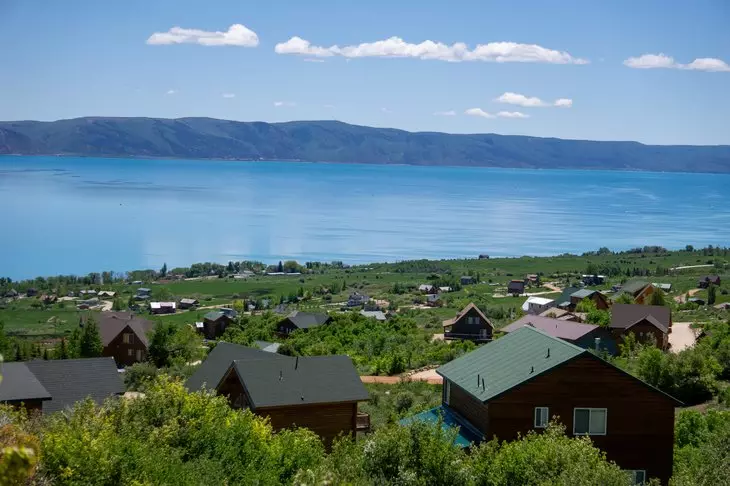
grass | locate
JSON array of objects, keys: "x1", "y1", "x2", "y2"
[{"x1": 360, "y1": 381, "x2": 442, "y2": 429}]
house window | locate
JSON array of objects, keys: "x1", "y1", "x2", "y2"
[
  {"x1": 136, "y1": 350, "x2": 142, "y2": 361},
  {"x1": 444, "y1": 381, "x2": 451, "y2": 405},
  {"x1": 122, "y1": 333, "x2": 133, "y2": 344},
  {"x1": 127, "y1": 348, "x2": 133, "y2": 357},
  {"x1": 534, "y1": 407, "x2": 549, "y2": 428},
  {"x1": 468, "y1": 316, "x2": 478, "y2": 325},
  {"x1": 573, "y1": 408, "x2": 607, "y2": 435},
  {"x1": 630, "y1": 470, "x2": 646, "y2": 485}
]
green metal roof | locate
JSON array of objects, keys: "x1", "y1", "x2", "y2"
[
  {"x1": 619, "y1": 280, "x2": 650, "y2": 296},
  {"x1": 437, "y1": 326, "x2": 586, "y2": 403},
  {"x1": 556, "y1": 286, "x2": 579, "y2": 305},
  {"x1": 570, "y1": 289, "x2": 596, "y2": 299}
]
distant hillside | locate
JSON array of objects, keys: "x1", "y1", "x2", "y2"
[{"x1": 1, "y1": 117, "x2": 729, "y2": 173}]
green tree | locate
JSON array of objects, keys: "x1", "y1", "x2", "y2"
[
  {"x1": 708, "y1": 284, "x2": 717, "y2": 306},
  {"x1": 0, "y1": 321, "x2": 12, "y2": 358},
  {"x1": 57, "y1": 338, "x2": 69, "y2": 360},
  {"x1": 78, "y1": 316, "x2": 103, "y2": 358},
  {"x1": 112, "y1": 298, "x2": 126, "y2": 311},
  {"x1": 160, "y1": 262, "x2": 168, "y2": 277},
  {"x1": 147, "y1": 322, "x2": 201, "y2": 368},
  {"x1": 649, "y1": 288, "x2": 667, "y2": 306}
]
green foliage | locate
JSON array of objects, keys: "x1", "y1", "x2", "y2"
[
  {"x1": 649, "y1": 288, "x2": 667, "y2": 306},
  {"x1": 124, "y1": 362, "x2": 160, "y2": 391},
  {"x1": 147, "y1": 322, "x2": 202, "y2": 368},
  {"x1": 672, "y1": 410, "x2": 730, "y2": 486},
  {"x1": 70, "y1": 316, "x2": 103, "y2": 358},
  {"x1": 707, "y1": 284, "x2": 717, "y2": 306},
  {"x1": 576, "y1": 299, "x2": 610, "y2": 327},
  {"x1": 361, "y1": 382, "x2": 442, "y2": 429}
]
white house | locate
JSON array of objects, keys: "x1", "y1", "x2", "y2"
[{"x1": 521, "y1": 296, "x2": 555, "y2": 315}]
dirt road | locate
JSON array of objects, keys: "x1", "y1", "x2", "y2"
[
  {"x1": 674, "y1": 288, "x2": 701, "y2": 304},
  {"x1": 669, "y1": 322, "x2": 696, "y2": 353}
]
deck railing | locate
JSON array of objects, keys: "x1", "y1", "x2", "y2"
[
  {"x1": 444, "y1": 332, "x2": 492, "y2": 342},
  {"x1": 356, "y1": 412, "x2": 371, "y2": 432}
]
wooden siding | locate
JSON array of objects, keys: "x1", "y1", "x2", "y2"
[
  {"x1": 478, "y1": 355, "x2": 675, "y2": 484},
  {"x1": 614, "y1": 322, "x2": 668, "y2": 350},
  {"x1": 447, "y1": 380, "x2": 490, "y2": 433},
  {"x1": 102, "y1": 325, "x2": 147, "y2": 367},
  {"x1": 446, "y1": 308, "x2": 493, "y2": 341},
  {"x1": 203, "y1": 317, "x2": 232, "y2": 339},
  {"x1": 634, "y1": 285, "x2": 655, "y2": 305},
  {"x1": 258, "y1": 402, "x2": 358, "y2": 447},
  {"x1": 5, "y1": 399, "x2": 44, "y2": 414}
]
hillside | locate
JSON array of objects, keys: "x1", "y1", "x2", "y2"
[{"x1": 1, "y1": 117, "x2": 729, "y2": 172}]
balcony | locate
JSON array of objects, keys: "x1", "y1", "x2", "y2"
[
  {"x1": 356, "y1": 412, "x2": 371, "y2": 432},
  {"x1": 444, "y1": 332, "x2": 492, "y2": 343}
]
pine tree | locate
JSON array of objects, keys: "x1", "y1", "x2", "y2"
[
  {"x1": 160, "y1": 262, "x2": 168, "y2": 277},
  {"x1": 58, "y1": 338, "x2": 69, "y2": 359},
  {"x1": 708, "y1": 284, "x2": 717, "y2": 306},
  {"x1": 42, "y1": 348, "x2": 49, "y2": 360},
  {"x1": 79, "y1": 316, "x2": 103, "y2": 358}
]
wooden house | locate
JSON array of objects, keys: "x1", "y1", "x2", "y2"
[
  {"x1": 150, "y1": 301, "x2": 176, "y2": 314},
  {"x1": 407, "y1": 326, "x2": 680, "y2": 484},
  {"x1": 610, "y1": 304, "x2": 671, "y2": 350},
  {"x1": 347, "y1": 292, "x2": 370, "y2": 308},
  {"x1": 612, "y1": 281, "x2": 655, "y2": 305},
  {"x1": 201, "y1": 311, "x2": 235, "y2": 339},
  {"x1": 570, "y1": 289, "x2": 610, "y2": 310},
  {"x1": 187, "y1": 343, "x2": 369, "y2": 446},
  {"x1": 507, "y1": 280, "x2": 525, "y2": 296},
  {"x1": 0, "y1": 358, "x2": 124, "y2": 414},
  {"x1": 442, "y1": 303, "x2": 493, "y2": 342},
  {"x1": 460, "y1": 276, "x2": 475, "y2": 285},
  {"x1": 277, "y1": 311, "x2": 331, "y2": 336},
  {"x1": 697, "y1": 275, "x2": 721, "y2": 289},
  {"x1": 98, "y1": 311, "x2": 155, "y2": 366},
  {"x1": 179, "y1": 298, "x2": 199, "y2": 309}
]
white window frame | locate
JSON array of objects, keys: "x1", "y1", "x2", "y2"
[
  {"x1": 122, "y1": 333, "x2": 133, "y2": 344},
  {"x1": 127, "y1": 348, "x2": 133, "y2": 357},
  {"x1": 534, "y1": 407, "x2": 549, "y2": 428},
  {"x1": 573, "y1": 408, "x2": 607, "y2": 436},
  {"x1": 630, "y1": 470, "x2": 646, "y2": 485}
]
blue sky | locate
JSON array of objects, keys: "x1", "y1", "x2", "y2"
[{"x1": 0, "y1": 0, "x2": 728, "y2": 145}]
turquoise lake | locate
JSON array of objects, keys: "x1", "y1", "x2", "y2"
[{"x1": 1, "y1": 156, "x2": 729, "y2": 280}]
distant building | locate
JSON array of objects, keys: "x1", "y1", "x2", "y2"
[
  {"x1": 179, "y1": 298, "x2": 199, "y2": 309},
  {"x1": 442, "y1": 303, "x2": 493, "y2": 342},
  {"x1": 347, "y1": 292, "x2": 370, "y2": 308},
  {"x1": 97, "y1": 290, "x2": 116, "y2": 298},
  {"x1": 611, "y1": 304, "x2": 671, "y2": 350},
  {"x1": 418, "y1": 284, "x2": 438, "y2": 294},
  {"x1": 502, "y1": 315, "x2": 616, "y2": 354},
  {"x1": 581, "y1": 275, "x2": 605, "y2": 286},
  {"x1": 201, "y1": 311, "x2": 235, "y2": 340},
  {"x1": 697, "y1": 276, "x2": 721, "y2": 289},
  {"x1": 150, "y1": 302, "x2": 176, "y2": 314},
  {"x1": 521, "y1": 296, "x2": 554, "y2": 315},
  {"x1": 360, "y1": 310, "x2": 387, "y2": 321},
  {"x1": 460, "y1": 276, "x2": 475, "y2": 285},
  {"x1": 277, "y1": 311, "x2": 331, "y2": 336},
  {"x1": 135, "y1": 288, "x2": 152, "y2": 301},
  {"x1": 98, "y1": 311, "x2": 155, "y2": 366},
  {"x1": 570, "y1": 289, "x2": 610, "y2": 310},
  {"x1": 612, "y1": 281, "x2": 655, "y2": 305},
  {"x1": 507, "y1": 280, "x2": 526, "y2": 296}
]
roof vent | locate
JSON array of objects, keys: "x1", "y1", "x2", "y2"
[
  {"x1": 477, "y1": 373, "x2": 480, "y2": 387},
  {"x1": 295, "y1": 356, "x2": 299, "y2": 370},
  {"x1": 301, "y1": 395, "x2": 304, "y2": 401},
  {"x1": 530, "y1": 366, "x2": 534, "y2": 374},
  {"x1": 279, "y1": 370, "x2": 283, "y2": 381},
  {"x1": 546, "y1": 348, "x2": 551, "y2": 359}
]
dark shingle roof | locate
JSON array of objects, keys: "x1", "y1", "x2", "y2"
[
  {"x1": 186, "y1": 342, "x2": 287, "y2": 391},
  {"x1": 617, "y1": 280, "x2": 651, "y2": 297},
  {"x1": 233, "y1": 355, "x2": 368, "y2": 408},
  {"x1": 502, "y1": 316, "x2": 598, "y2": 341},
  {"x1": 0, "y1": 363, "x2": 51, "y2": 402},
  {"x1": 204, "y1": 311, "x2": 233, "y2": 322},
  {"x1": 23, "y1": 358, "x2": 124, "y2": 413},
  {"x1": 98, "y1": 312, "x2": 155, "y2": 347},
  {"x1": 611, "y1": 304, "x2": 671, "y2": 333},
  {"x1": 556, "y1": 287, "x2": 579, "y2": 306},
  {"x1": 284, "y1": 311, "x2": 331, "y2": 330}
]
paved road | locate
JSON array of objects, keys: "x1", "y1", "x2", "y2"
[{"x1": 669, "y1": 322, "x2": 696, "y2": 353}]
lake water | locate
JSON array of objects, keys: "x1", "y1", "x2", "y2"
[{"x1": 1, "y1": 156, "x2": 729, "y2": 280}]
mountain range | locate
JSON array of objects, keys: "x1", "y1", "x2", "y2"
[{"x1": 1, "y1": 117, "x2": 729, "y2": 173}]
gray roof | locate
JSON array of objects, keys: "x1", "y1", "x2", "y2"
[
  {"x1": 186, "y1": 342, "x2": 287, "y2": 391},
  {"x1": 502, "y1": 316, "x2": 598, "y2": 341},
  {"x1": 617, "y1": 281, "x2": 651, "y2": 297},
  {"x1": 1, "y1": 358, "x2": 124, "y2": 413},
  {"x1": 204, "y1": 311, "x2": 231, "y2": 322},
  {"x1": 611, "y1": 304, "x2": 671, "y2": 333},
  {"x1": 556, "y1": 287, "x2": 579, "y2": 305},
  {"x1": 284, "y1": 311, "x2": 331, "y2": 329},
  {"x1": 360, "y1": 310, "x2": 387, "y2": 321},
  {"x1": 180, "y1": 298, "x2": 198, "y2": 304},
  {"x1": 254, "y1": 341, "x2": 282, "y2": 353},
  {"x1": 570, "y1": 289, "x2": 597, "y2": 299},
  {"x1": 98, "y1": 312, "x2": 155, "y2": 347},
  {"x1": 0, "y1": 362, "x2": 51, "y2": 402},
  {"x1": 232, "y1": 355, "x2": 368, "y2": 408}
]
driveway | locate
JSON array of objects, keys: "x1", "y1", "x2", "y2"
[{"x1": 669, "y1": 322, "x2": 696, "y2": 353}]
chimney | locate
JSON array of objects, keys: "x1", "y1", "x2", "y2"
[
  {"x1": 481, "y1": 378, "x2": 485, "y2": 390},
  {"x1": 546, "y1": 348, "x2": 551, "y2": 359},
  {"x1": 530, "y1": 366, "x2": 534, "y2": 374},
  {"x1": 279, "y1": 370, "x2": 283, "y2": 381},
  {"x1": 594, "y1": 337, "x2": 601, "y2": 352},
  {"x1": 477, "y1": 373, "x2": 480, "y2": 387}
]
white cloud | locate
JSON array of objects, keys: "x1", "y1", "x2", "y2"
[
  {"x1": 222, "y1": 93, "x2": 236, "y2": 99},
  {"x1": 495, "y1": 92, "x2": 547, "y2": 107},
  {"x1": 624, "y1": 53, "x2": 730, "y2": 72},
  {"x1": 273, "y1": 101, "x2": 296, "y2": 107},
  {"x1": 465, "y1": 108, "x2": 495, "y2": 118},
  {"x1": 497, "y1": 111, "x2": 529, "y2": 118},
  {"x1": 303, "y1": 58, "x2": 326, "y2": 63},
  {"x1": 147, "y1": 24, "x2": 259, "y2": 47},
  {"x1": 275, "y1": 36, "x2": 588, "y2": 64},
  {"x1": 433, "y1": 110, "x2": 456, "y2": 116},
  {"x1": 553, "y1": 98, "x2": 573, "y2": 108},
  {"x1": 380, "y1": 107, "x2": 393, "y2": 114},
  {"x1": 166, "y1": 89, "x2": 177, "y2": 95}
]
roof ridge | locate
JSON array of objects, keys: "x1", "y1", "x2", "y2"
[{"x1": 511, "y1": 325, "x2": 589, "y2": 353}]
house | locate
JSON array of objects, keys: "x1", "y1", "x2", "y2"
[
  {"x1": 612, "y1": 281, "x2": 655, "y2": 305},
  {"x1": 407, "y1": 326, "x2": 680, "y2": 484},
  {"x1": 526, "y1": 274, "x2": 540, "y2": 285},
  {"x1": 507, "y1": 280, "x2": 525, "y2": 296},
  {"x1": 555, "y1": 287, "x2": 579, "y2": 310},
  {"x1": 652, "y1": 283, "x2": 672, "y2": 292},
  {"x1": 26, "y1": 288, "x2": 38, "y2": 297},
  {"x1": 714, "y1": 302, "x2": 730, "y2": 310},
  {"x1": 425, "y1": 293, "x2": 442, "y2": 307},
  {"x1": 360, "y1": 310, "x2": 387, "y2": 321},
  {"x1": 150, "y1": 301, "x2": 176, "y2": 314},
  {"x1": 418, "y1": 284, "x2": 437, "y2": 294},
  {"x1": 98, "y1": 311, "x2": 155, "y2": 366},
  {"x1": 611, "y1": 304, "x2": 671, "y2": 350},
  {"x1": 570, "y1": 289, "x2": 610, "y2": 310},
  {"x1": 439, "y1": 286, "x2": 453, "y2": 293},
  {"x1": 501, "y1": 315, "x2": 616, "y2": 354},
  {"x1": 697, "y1": 275, "x2": 721, "y2": 289},
  {"x1": 442, "y1": 303, "x2": 493, "y2": 342},
  {"x1": 201, "y1": 311, "x2": 235, "y2": 339},
  {"x1": 41, "y1": 294, "x2": 58, "y2": 304},
  {"x1": 277, "y1": 311, "x2": 331, "y2": 335},
  {"x1": 219, "y1": 307, "x2": 238, "y2": 319},
  {"x1": 179, "y1": 298, "x2": 199, "y2": 309},
  {"x1": 581, "y1": 275, "x2": 605, "y2": 286},
  {"x1": 97, "y1": 291, "x2": 116, "y2": 298},
  {"x1": 186, "y1": 342, "x2": 369, "y2": 446},
  {"x1": 135, "y1": 288, "x2": 151, "y2": 300},
  {"x1": 521, "y1": 296, "x2": 554, "y2": 315},
  {"x1": 347, "y1": 292, "x2": 370, "y2": 308},
  {"x1": 460, "y1": 276, "x2": 475, "y2": 285},
  {"x1": 3, "y1": 289, "x2": 18, "y2": 299},
  {"x1": 0, "y1": 357, "x2": 124, "y2": 414}
]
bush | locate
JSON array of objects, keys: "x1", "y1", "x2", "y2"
[{"x1": 394, "y1": 392, "x2": 415, "y2": 413}]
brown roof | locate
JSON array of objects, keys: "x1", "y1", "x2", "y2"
[
  {"x1": 443, "y1": 302, "x2": 492, "y2": 328},
  {"x1": 539, "y1": 307, "x2": 571, "y2": 318},
  {"x1": 98, "y1": 311, "x2": 155, "y2": 347},
  {"x1": 502, "y1": 315, "x2": 598, "y2": 341},
  {"x1": 610, "y1": 304, "x2": 671, "y2": 334}
]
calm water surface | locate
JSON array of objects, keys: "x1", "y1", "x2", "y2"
[{"x1": 1, "y1": 156, "x2": 729, "y2": 279}]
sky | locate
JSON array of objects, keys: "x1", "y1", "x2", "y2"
[{"x1": 0, "y1": 0, "x2": 728, "y2": 145}]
